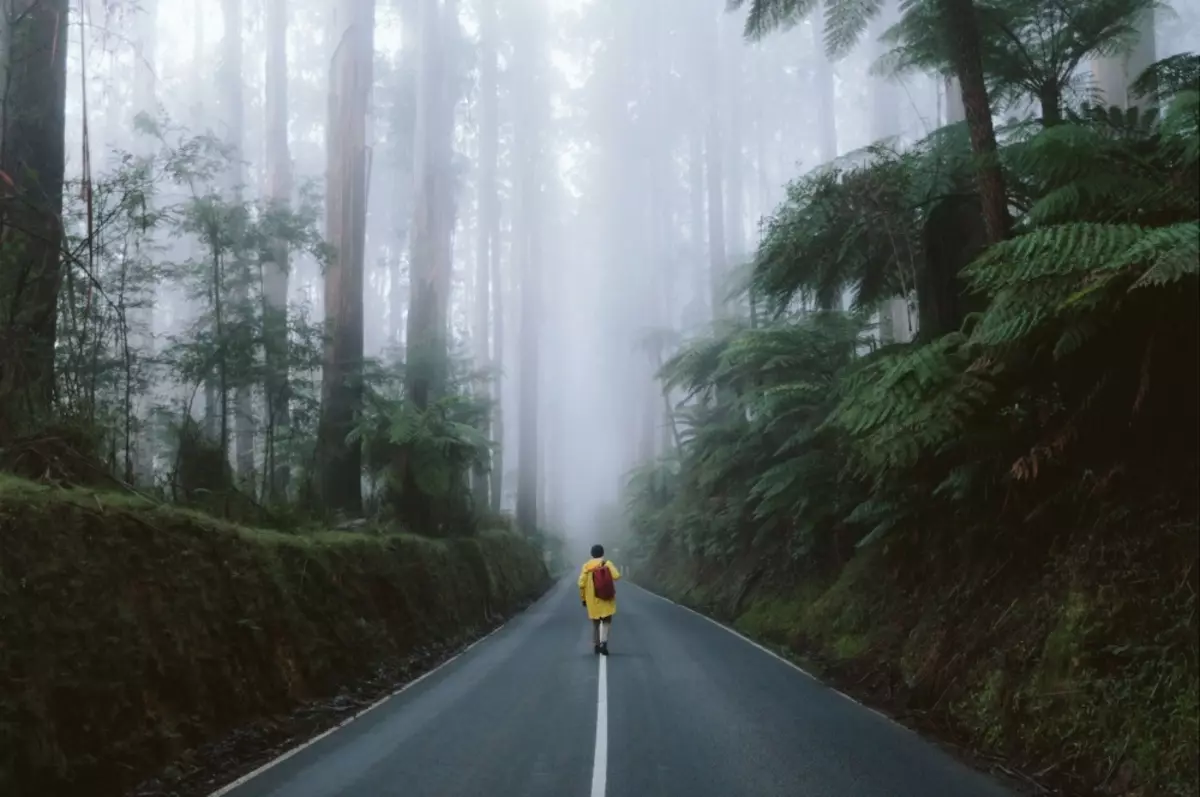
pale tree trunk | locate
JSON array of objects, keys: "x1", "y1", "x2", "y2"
[
  {"x1": 191, "y1": 0, "x2": 206, "y2": 128},
  {"x1": 723, "y1": 17, "x2": 747, "y2": 281},
  {"x1": 389, "y1": 0, "x2": 419, "y2": 347},
  {"x1": 223, "y1": 0, "x2": 254, "y2": 484},
  {"x1": 0, "y1": 0, "x2": 68, "y2": 438},
  {"x1": 812, "y1": 18, "x2": 838, "y2": 164},
  {"x1": 318, "y1": 0, "x2": 374, "y2": 514},
  {"x1": 200, "y1": 0, "x2": 219, "y2": 440},
  {"x1": 1091, "y1": 11, "x2": 1156, "y2": 110},
  {"x1": 405, "y1": 0, "x2": 461, "y2": 528},
  {"x1": 263, "y1": 0, "x2": 293, "y2": 501},
  {"x1": 686, "y1": 128, "x2": 708, "y2": 328},
  {"x1": 704, "y1": 11, "x2": 727, "y2": 319},
  {"x1": 513, "y1": 0, "x2": 542, "y2": 536},
  {"x1": 473, "y1": 0, "x2": 498, "y2": 512},
  {"x1": 489, "y1": 177, "x2": 504, "y2": 513},
  {"x1": 869, "y1": 3, "x2": 914, "y2": 345},
  {"x1": 132, "y1": 0, "x2": 157, "y2": 134},
  {"x1": 943, "y1": 76, "x2": 966, "y2": 124},
  {"x1": 130, "y1": 0, "x2": 158, "y2": 482}
]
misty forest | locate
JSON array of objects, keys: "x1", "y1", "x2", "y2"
[{"x1": 1, "y1": 0, "x2": 1197, "y2": 795}]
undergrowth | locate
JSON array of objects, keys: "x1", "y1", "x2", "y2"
[{"x1": 0, "y1": 476, "x2": 549, "y2": 797}]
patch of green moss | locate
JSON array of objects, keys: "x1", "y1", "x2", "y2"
[
  {"x1": 0, "y1": 476, "x2": 550, "y2": 797},
  {"x1": 733, "y1": 597, "x2": 808, "y2": 645}
]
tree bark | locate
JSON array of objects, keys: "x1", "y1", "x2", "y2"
[
  {"x1": 132, "y1": 0, "x2": 158, "y2": 483},
  {"x1": 405, "y1": 0, "x2": 458, "y2": 412},
  {"x1": 218, "y1": 0, "x2": 255, "y2": 482},
  {"x1": 513, "y1": 0, "x2": 542, "y2": 536},
  {"x1": 264, "y1": 0, "x2": 293, "y2": 501},
  {"x1": 318, "y1": 0, "x2": 374, "y2": 514},
  {"x1": 940, "y1": 0, "x2": 1009, "y2": 243},
  {"x1": 0, "y1": 0, "x2": 68, "y2": 437},
  {"x1": 473, "y1": 0, "x2": 498, "y2": 511}
]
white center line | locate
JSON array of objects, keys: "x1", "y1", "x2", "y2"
[{"x1": 590, "y1": 655, "x2": 608, "y2": 797}]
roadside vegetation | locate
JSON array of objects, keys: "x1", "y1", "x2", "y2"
[{"x1": 624, "y1": 3, "x2": 1199, "y2": 793}]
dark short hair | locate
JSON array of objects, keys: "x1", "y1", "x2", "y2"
[{"x1": 591, "y1": 544, "x2": 604, "y2": 558}]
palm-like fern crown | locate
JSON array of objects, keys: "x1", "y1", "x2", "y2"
[
  {"x1": 879, "y1": 0, "x2": 1161, "y2": 116},
  {"x1": 626, "y1": 51, "x2": 1198, "y2": 560}
]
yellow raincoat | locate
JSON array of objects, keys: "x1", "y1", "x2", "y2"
[{"x1": 578, "y1": 558, "x2": 621, "y2": 620}]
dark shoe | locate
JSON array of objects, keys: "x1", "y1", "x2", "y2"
[
  {"x1": 599, "y1": 642, "x2": 609, "y2": 656},
  {"x1": 594, "y1": 643, "x2": 601, "y2": 655}
]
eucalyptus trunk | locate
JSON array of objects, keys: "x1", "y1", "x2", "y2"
[
  {"x1": 473, "y1": 0, "x2": 499, "y2": 512},
  {"x1": 0, "y1": 0, "x2": 68, "y2": 438},
  {"x1": 318, "y1": 0, "x2": 375, "y2": 514},
  {"x1": 264, "y1": 0, "x2": 293, "y2": 501}
]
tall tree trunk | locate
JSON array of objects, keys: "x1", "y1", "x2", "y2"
[
  {"x1": 389, "y1": 0, "x2": 419, "y2": 347},
  {"x1": 686, "y1": 128, "x2": 708, "y2": 328},
  {"x1": 0, "y1": 0, "x2": 68, "y2": 437},
  {"x1": 723, "y1": 16, "x2": 746, "y2": 283},
  {"x1": 264, "y1": 0, "x2": 293, "y2": 501},
  {"x1": 133, "y1": 0, "x2": 157, "y2": 140},
  {"x1": 405, "y1": 0, "x2": 460, "y2": 528},
  {"x1": 219, "y1": 0, "x2": 254, "y2": 482},
  {"x1": 812, "y1": 18, "x2": 838, "y2": 164},
  {"x1": 318, "y1": 0, "x2": 374, "y2": 514},
  {"x1": 196, "y1": 0, "x2": 220, "y2": 440},
  {"x1": 705, "y1": 128, "x2": 727, "y2": 318},
  {"x1": 1091, "y1": 10, "x2": 1156, "y2": 110},
  {"x1": 869, "y1": 3, "x2": 913, "y2": 345},
  {"x1": 130, "y1": 0, "x2": 158, "y2": 483},
  {"x1": 868, "y1": 8, "x2": 900, "y2": 144},
  {"x1": 513, "y1": 0, "x2": 541, "y2": 536},
  {"x1": 704, "y1": 11, "x2": 727, "y2": 319},
  {"x1": 940, "y1": 0, "x2": 1008, "y2": 243},
  {"x1": 473, "y1": 0, "x2": 498, "y2": 512},
  {"x1": 943, "y1": 76, "x2": 966, "y2": 124},
  {"x1": 488, "y1": 176, "x2": 504, "y2": 513}
]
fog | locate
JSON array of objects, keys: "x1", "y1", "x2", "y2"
[{"x1": 51, "y1": 0, "x2": 1197, "y2": 553}]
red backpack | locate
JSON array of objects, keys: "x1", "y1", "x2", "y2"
[{"x1": 592, "y1": 561, "x2": 616, "y2": 601}]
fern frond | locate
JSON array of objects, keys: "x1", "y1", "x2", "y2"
[
  {"x1": 824, "y1": 0, "x2": 886, "y2": 57},
  {"x1": 727, "y1": 0, "x2": 820, "y2": 40},
  {"x1": 965, "y1": 223, "x2": 1146, "y2": 293},
  {"x1": 1127, "y1": 222, "x2": 1200, "y2": 288}
]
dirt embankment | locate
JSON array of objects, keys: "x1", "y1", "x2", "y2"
[
  {"x1": 638, "y1": 512, "x2": 1198, "y2": 797},
  {"x1": 0, "y1": 476, "x2": 550, "y2": 797}
]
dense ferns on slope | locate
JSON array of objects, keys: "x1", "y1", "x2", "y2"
[{"x1": 627, "y1": 68, "x2": 1198, "y2": 564}]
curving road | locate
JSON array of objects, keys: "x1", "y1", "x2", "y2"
[{"x1": 216, "y1": 579, "x2": 1013, "y2": 797}]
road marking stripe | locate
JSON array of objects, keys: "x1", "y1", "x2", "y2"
[
  {"x1": 590, "y1": 655, "x2": 608, "y2": 797},
  {"x1": 631, "y1": 584, "x2": 911, "y2": 733},
  {"x1": 206, "y1": 582, "x2": 566, "y2": 797}
]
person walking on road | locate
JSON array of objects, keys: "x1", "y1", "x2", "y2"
[{"x1": 579, "y1": 544, "x2": 620, "y2": 656}]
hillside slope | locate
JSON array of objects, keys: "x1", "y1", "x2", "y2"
[
  {"x1": 0, "y1": 477, "x2": 550, "y2": 797},
  {"x1": 637, "y1": 496, "x2": 1198, "y2": 797}
]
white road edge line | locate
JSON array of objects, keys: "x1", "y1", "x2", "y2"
[
  {"x1": 590, "y1": 655, "x2": 609, "y2": 797},
  {"x1": 632, "y1": 584, "x2": 912, "y2": 733},
  {"x1": 204, "y1": 585, "x2": 559, "y2": 797}
]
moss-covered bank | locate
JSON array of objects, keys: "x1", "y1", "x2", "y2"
[
  {"x1": 639, "y1": 516, "x2": 1198, "y2": 797},
  {"x1": 0, "y1": 477, "x2": 550, "y2": 796}
]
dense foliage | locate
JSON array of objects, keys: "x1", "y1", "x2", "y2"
[{"x1": 626, "y1": 57, "x2": 1199, "y2": 567}]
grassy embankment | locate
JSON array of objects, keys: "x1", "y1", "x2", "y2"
[
  {"x1": 638, "y1": 507, "x2": 1198, "y2": 797},
  {"x1": 0, "y1": 475, "x2": 550, "y2": 797}
]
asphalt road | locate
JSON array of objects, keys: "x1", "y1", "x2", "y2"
[{"x1": 218, "y1": 578, "x2": 1013, "y2": 797}]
